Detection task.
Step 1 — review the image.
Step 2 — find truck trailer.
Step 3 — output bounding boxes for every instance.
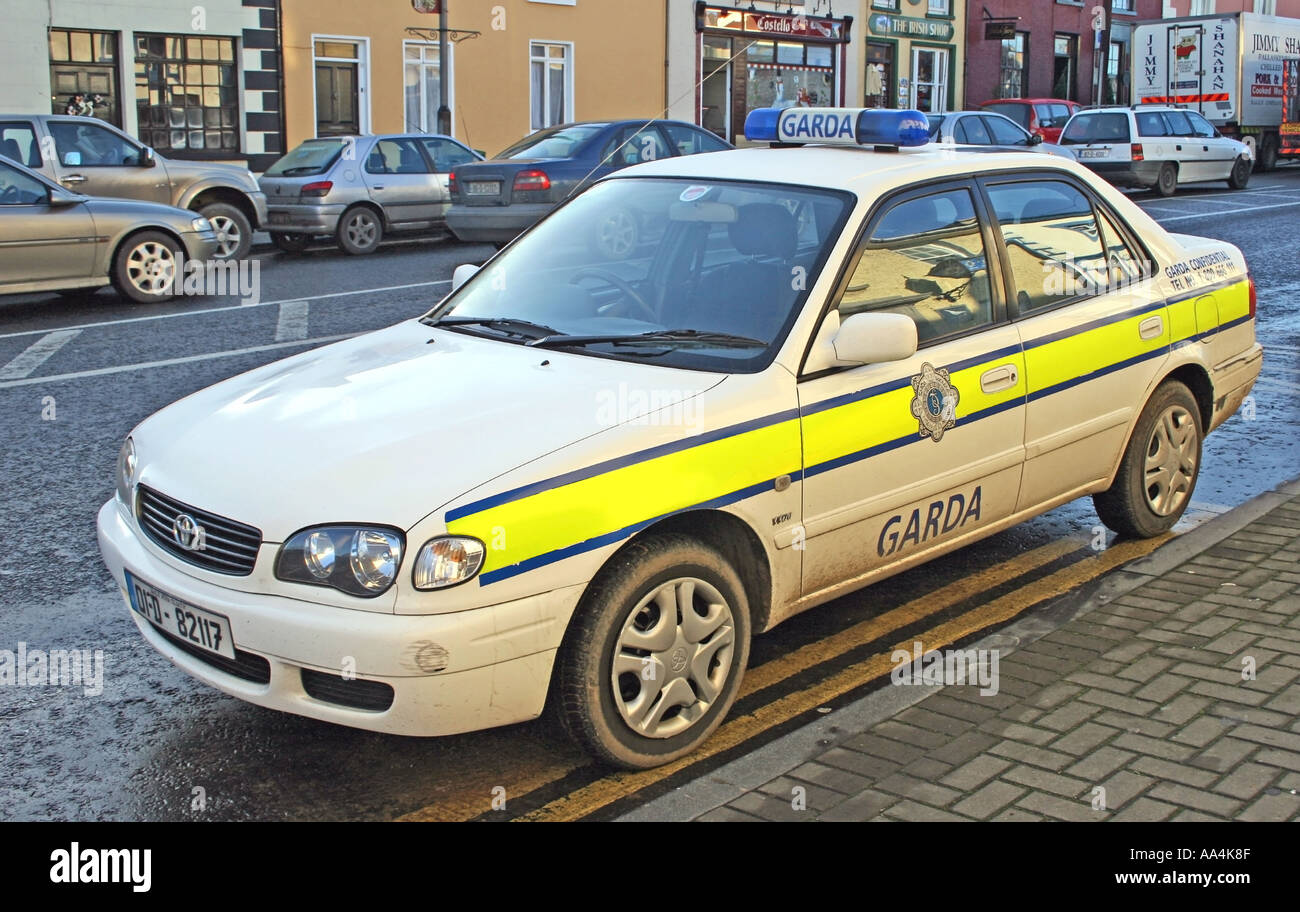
[1133,11,1300,171]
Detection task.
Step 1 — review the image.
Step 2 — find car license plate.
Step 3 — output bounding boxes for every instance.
[268,212,290,224]
[1079,149,1109,159]
[124,570,236,660]
[467,181,500,196]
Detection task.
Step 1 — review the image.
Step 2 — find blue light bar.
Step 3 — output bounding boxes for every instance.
[743,107,931,148]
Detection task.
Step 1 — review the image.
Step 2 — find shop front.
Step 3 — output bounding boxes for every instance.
[695,4,853,144]
[863,2,961,114]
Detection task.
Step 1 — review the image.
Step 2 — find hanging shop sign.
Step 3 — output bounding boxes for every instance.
[868,13,954,42]
[700,5,852,43]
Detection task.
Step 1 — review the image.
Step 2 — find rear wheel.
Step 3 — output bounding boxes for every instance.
[1227,155,1251,190]
[1094,381,1202,539]
[554,534,751,769]
[1153,162,1178,197]
[1255,134,1278,172]
[271,232,311,253]
[336,207,383,255]
[112,231,181,304]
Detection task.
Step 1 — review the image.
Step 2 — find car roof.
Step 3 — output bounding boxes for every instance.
[615,144,1087,195]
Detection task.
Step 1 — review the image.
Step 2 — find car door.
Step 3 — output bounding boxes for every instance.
[797,182,1027,595]
[363,137,440,227]
[1158,110,1208,182]
[1187,111,1236,179]
[44,119,169,203]
[0,160,97,289]
[980,174,1170,510]
[417,137,480,216]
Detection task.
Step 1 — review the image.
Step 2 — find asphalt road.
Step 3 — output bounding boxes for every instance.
[2,168,1298,821]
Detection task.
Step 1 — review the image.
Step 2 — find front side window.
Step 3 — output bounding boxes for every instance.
[837,189,994,344]
[135,33,238,154]
[604,127,672,167]
[430,178,851,373]
[986,180,1109,313]
[1186,112,1217,138]
[0,123,42,168]
[985,115,1030,146]
[662,123,729,156]
[48,120,142,167]
[530,42,572,131]
[0,162,51,205]
[419,137,477,171]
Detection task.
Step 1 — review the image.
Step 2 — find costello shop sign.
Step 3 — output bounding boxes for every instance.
[703,6,850,42]
[868,13,954,41]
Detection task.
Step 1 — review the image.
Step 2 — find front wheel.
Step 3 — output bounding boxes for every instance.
[111,231,182,304]
[1094,381,1202,538]
[1227,156,1252,190]
[198,202,252,260]
[554,534,751,769]
[1153,162,1178,197]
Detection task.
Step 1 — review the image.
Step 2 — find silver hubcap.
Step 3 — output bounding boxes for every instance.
[1144,405,1197,516]
[346,213,378,248]
[596,212,635,257]
[612,577,735,739]
[126,241,176,294]
[209,215,241,259]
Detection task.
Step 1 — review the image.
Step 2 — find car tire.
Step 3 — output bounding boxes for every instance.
[1153,162,1178,197]
[554,533,751,770]
[336,207,383,255]
[1094,381,1203,539]
[111,231,182,304]
[1227,155,1251,190]
[271,232,311,253]
[589,208,638,260]
[198,202,252,261]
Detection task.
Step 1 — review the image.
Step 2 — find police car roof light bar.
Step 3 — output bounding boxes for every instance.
[744,107,931,150]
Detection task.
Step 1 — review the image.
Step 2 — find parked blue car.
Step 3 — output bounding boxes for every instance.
[445,119,731,256]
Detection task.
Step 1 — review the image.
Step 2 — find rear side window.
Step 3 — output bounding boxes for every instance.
[1060,113,1131,145]
[986,180,1109,313]
[984,103,1030,128]
[1162,111,1195,136]
[1136,112,1169,137]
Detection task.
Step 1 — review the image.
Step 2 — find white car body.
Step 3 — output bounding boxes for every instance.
[98,136,1262,751]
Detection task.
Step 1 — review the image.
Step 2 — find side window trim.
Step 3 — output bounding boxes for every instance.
[797,176,1010,380]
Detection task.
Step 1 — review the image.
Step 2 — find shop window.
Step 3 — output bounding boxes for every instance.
[998,32,1028,99]
[1054,34,1077,101]
[48,28,121,126]
[530,41,572,131]
[135,33,237,153]
[866,42,892,108]
[746,39,835,110]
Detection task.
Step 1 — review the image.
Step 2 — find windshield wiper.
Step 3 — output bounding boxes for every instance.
[422,315,561,340]
[528,329,766,349]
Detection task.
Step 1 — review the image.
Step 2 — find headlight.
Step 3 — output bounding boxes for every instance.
[191,216,212,232]
[276,526,404,598]
[116,436,137,507]
[412,536,486,590]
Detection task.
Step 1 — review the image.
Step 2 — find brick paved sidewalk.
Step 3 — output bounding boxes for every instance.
[626,480,1300,822]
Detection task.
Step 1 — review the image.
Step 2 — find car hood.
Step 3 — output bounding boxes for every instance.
[81,196,202,228]
[132,320,724,541]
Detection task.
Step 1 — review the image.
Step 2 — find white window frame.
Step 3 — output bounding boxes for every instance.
[529,40,574,132]
[402,40,456,135]
[928,0,951,15]
[911,46,949,113]
[311,34,370,137]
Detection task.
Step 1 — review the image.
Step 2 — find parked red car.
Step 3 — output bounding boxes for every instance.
[978,98,1081,144]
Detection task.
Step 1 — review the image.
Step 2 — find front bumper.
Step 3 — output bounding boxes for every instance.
[97,499,584,737]
[445,203,552,244]
[179,229,219,261]
[263,202,346,235]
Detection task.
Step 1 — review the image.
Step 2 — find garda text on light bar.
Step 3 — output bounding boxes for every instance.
[744,107,931,147]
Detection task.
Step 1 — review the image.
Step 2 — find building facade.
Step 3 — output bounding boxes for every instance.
[2,0,285,170]
[1166,1,1300,16]
[965,0,1164,108]
[860,0,967,114]
[279,0,668,158]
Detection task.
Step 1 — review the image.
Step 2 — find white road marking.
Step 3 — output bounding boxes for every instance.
[1150,199,1300,223]
[274,299,310,342]
[0,330,81,380]
[0,279,452,342]
[0,333,358,391]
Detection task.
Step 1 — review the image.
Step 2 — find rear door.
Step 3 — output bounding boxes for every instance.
[1159,110,1208,181]
[363,137,440,226]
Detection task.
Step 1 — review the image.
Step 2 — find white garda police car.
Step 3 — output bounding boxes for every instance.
[98,107,1262,769]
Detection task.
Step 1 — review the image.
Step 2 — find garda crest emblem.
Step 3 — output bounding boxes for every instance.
[910,362,959,442]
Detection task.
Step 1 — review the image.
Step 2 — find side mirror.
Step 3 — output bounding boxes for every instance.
[47,188,80,207]
[452,263,480,292]
[831,312,918,365]
[139,147,156,168]
[1028,133,1044,146]
[61,151,81,167]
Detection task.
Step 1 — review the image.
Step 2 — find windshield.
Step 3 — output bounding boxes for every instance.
[1060,113,1131,145]
[265,139,347,176]
[427,178,852,372]
[498,124,605,160]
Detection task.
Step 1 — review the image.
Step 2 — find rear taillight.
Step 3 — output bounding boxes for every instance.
[1248,273,1257,319]
[300,181,333,198]
[448,171,458,195]
[513,169,551,192]
[1131,143,1144,162]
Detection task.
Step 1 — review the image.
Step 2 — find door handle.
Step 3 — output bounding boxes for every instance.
[1203,145,1209,151]
[1175,144,1182,151]
[372,185,384,190]
[980,363,1019,394]
[61,174,87,184]
[1139,315,1164,340]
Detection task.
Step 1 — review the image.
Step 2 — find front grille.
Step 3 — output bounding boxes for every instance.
[157,627,271,685]
[301,669,395,712]
[137,485,262,576]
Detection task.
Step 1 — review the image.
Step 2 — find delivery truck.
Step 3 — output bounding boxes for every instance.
[1132,11,1300,171]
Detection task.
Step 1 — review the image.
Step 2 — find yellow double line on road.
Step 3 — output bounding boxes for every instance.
[398,533,1165,822]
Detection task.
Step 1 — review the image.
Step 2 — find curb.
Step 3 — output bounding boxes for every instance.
[619,474,1300,822]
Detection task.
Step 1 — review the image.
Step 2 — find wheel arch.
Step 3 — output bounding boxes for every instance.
[107,224,186,277]
[187,186,257,226]
[1100,360,1213,491]
[341,199,387,228]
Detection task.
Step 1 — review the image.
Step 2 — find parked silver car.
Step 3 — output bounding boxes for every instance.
[926,111,1075,159]
[0,155,218,303]
[0,114,266,260]
[259,134,482,255]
